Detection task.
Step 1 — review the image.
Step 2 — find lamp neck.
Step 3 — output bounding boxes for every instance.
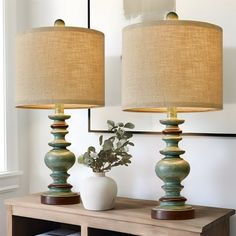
[55,104,64,114]
[167,107,177,119]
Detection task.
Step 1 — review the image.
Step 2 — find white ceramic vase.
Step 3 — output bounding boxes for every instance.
[80,172,117,211]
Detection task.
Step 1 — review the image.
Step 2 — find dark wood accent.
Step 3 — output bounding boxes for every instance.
[151,207,195,220]
[41,194,80,205]
[163,128,182,135]
[159,196,187,202]
[51,123,69,129]
[47,183,73,189]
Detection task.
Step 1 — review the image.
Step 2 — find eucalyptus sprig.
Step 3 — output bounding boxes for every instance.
[78,120,135,173]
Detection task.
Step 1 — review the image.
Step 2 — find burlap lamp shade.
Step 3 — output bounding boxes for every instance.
[122,16,223,220]
[122,20,222,112]
[16,26,104,109]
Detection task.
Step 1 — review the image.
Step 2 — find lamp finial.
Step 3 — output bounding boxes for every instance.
[166,12,179,20]
[54,19,65,27]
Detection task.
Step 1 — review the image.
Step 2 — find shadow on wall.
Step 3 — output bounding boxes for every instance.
[224,48,236,103]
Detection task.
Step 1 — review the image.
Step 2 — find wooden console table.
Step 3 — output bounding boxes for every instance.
[5,194,235,236]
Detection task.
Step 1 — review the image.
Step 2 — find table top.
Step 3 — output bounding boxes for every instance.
[5,194,235,234]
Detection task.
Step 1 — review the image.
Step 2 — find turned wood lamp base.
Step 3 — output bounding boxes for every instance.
[41,193,80,205]
[153,108,195,220]
[41,104,80,205]
[151,197,194,220]
[151,205,195,220]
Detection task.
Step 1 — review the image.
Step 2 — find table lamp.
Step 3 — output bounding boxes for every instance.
[122,12,222,219]
[15,20,104,205]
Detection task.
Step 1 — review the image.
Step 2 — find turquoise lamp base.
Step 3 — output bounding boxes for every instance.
[41,104,80,205]
[152,108,194,220]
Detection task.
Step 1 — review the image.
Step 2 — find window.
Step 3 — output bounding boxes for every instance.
[0,0,21,193]
[0,0,5,172]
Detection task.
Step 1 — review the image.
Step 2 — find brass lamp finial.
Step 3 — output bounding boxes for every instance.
[54,19,65,27]
[166,12,179,20]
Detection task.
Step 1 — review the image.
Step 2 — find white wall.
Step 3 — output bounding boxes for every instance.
[21,0,236,235]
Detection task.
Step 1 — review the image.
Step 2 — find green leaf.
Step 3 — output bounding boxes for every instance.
[79,119,134,172]
[108,136,115,141]
[124,132,133,139]
[116,141,123,149]
[84,152,91,159]
[88,146,96,153]
[116,129,124,137]
[84,157,93,165]
[103,139,113,151]
[107,120,115,129]
[77,155,84,164]
[124,122,135,129]
[99,135,103,145]
[111,128,117,132]
[117,122,124,127]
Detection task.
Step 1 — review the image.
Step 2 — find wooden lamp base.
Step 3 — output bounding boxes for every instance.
[151,204,194,220]
[41,192,80,205]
